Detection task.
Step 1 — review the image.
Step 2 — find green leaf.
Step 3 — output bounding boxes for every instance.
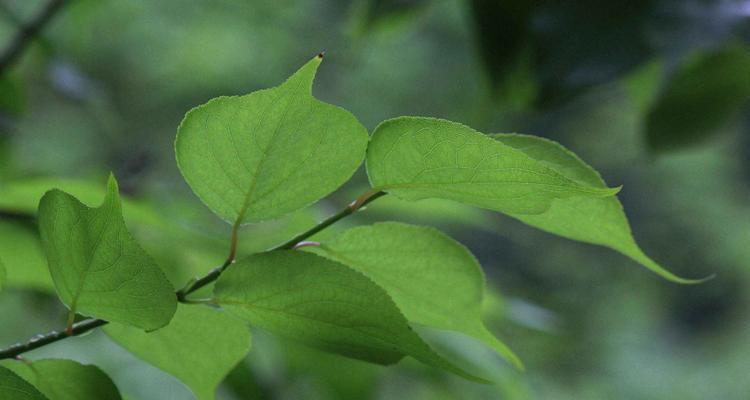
[366,117,619,215]
[492,133,709,283]
[0,177,168,228]
[646,45,750,152]
[104,304,251,400]
[0,257,5,292]
[0,74,26,116]
[175,54,369,225]
[213,251,487,382]
[37,175,177,330]
[308,222,522,369]
[0,221,54,291]
[350,0,431,34]
[0,365,47,400]
[1,359,121,400]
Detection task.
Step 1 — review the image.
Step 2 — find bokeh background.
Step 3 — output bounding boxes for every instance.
[1,0,750,399]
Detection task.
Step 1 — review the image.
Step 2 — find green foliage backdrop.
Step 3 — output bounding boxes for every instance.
[1,1,749,399]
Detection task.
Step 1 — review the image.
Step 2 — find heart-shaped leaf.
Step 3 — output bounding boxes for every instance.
[37,175,177,330]
[176,54,369,225]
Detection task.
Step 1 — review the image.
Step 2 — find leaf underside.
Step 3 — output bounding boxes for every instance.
[492,133,709,283]
[105,304,251,400]
[213,251,489,383]
[366,116,619,215]
[176,55,369,225]
[0,359,121,400]
[309,222,523,369]
[0,365,48,400]
[37,175,177,330]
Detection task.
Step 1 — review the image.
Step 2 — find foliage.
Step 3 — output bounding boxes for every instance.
[37,175,177,330]
[104,305,251,400]
[0,366,47,400]
[175,54,368,225]
[0,360,121,400]
[0,53,711,399]
[490,133,709,283]
[646,45,750,152]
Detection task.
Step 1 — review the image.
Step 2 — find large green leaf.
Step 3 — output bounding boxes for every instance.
[213,251,487,382]
[0,365,47,400]
[1,360,121,400]
[366,117,619,215]
[105,304,251,400]
[645,46,750,152]
[309,222,522,369]
[0,221,53,291]
[175,54,369,225]
[492,133,708,283]
[37,175,177,330]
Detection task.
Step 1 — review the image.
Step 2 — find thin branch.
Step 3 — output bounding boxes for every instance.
[0,190,386,360]
[271,190,386,251]
[0,0,67,77]
[0,210,35,222]
[177,190,386,298]
[0,319,108,360]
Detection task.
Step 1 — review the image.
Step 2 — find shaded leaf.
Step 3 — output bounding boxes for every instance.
[0,177,166,228]
[469,0,537,107]
[176,54,368,225]
[0,257,5,292]
[366,117,618,215]
[105,304,251,400]
[213,251,487,382]
[350,0,431,34]
[492,133,708,283]
[0,365,47,400]
[37,175,177,330]
[622,59,663,115]
[309,222,522,369]
[0,221,53,291]
[0,74,26,116]
[646,46,750,152]
[1,359,121,400]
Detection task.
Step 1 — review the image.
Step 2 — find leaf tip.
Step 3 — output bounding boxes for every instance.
[316,51,325,60]
[106,172,118,189]
[508,352,526,372]
[651,262,716,284]
[672,272,717,285]
[593,185,622,197]
[103,173,122,209]
[106,172,118,192]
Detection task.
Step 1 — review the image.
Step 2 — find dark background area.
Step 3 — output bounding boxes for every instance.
[1,0,749,399]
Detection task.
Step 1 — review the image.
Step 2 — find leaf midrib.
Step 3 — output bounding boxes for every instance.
[235,78,305,224]
[69,202,114,316]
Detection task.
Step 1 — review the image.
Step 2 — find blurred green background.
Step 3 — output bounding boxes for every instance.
[1,0,750,399]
